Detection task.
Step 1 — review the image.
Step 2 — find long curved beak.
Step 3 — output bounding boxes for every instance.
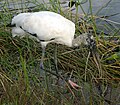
[85,32,97,52]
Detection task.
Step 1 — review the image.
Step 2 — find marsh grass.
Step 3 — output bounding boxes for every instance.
[0,0,120,105]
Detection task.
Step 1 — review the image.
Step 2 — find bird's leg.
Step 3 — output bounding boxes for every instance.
[40,46,46,70]
[54,44,59,75]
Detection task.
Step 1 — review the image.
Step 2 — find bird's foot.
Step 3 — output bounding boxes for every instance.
[68,80,82,90]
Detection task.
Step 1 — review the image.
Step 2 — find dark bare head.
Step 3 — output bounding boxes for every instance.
[72,33,96,50]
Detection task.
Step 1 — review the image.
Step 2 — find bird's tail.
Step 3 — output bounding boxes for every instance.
[6,23,15,27]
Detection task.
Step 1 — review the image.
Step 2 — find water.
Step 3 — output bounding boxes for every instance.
[0,0,120,33]
[66,0,120,34]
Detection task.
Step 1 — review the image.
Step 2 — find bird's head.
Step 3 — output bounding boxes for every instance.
[72,33,96,50]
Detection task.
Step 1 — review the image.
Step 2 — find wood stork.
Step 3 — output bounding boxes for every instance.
[11,11,95,88]
[11,11,93,67]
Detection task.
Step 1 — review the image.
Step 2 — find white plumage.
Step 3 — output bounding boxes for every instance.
[12,11,75,48]
[11,11,92,69]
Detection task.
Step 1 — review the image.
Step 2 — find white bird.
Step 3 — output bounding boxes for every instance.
[11,11,95,89]
[11,11,94,72]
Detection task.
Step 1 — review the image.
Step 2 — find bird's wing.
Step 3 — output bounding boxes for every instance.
[19,13,67,40]
[11,11,75,44]
[11,13,31,26]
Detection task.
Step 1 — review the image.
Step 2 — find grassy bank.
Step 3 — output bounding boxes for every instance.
[0,0,120,105]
